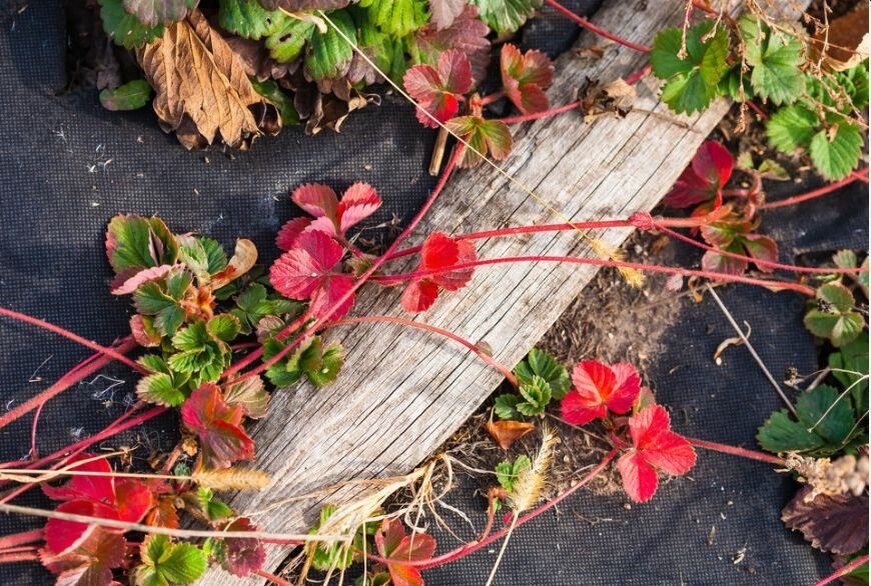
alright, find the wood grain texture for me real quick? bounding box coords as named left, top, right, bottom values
left=201, top=1, right=734, bottom=582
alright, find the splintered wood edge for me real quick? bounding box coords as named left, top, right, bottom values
left=198, top=0, right=778, bottom=583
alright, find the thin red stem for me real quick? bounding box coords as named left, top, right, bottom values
left=479, top=91, right=505, bottom=107
left=0, top=307, right=144, bottom=373
left=366, top=448, right=618, bottom=568
left=0, top=337, right=139, bottom=431
left=543, top=0, right=650, bottom=53
left=500, top=101, right=581, bottom=124
left=255, top=569, right=293, bottom=586
left=328, top=316, right=518, bottom=387
left=814, top=555, right=869, bottom=586
left=652, top=222, right=866, bottom=275
left=0, top=529, right=43, bottom=550
left=760, top=168, right=868, bottom=209
left=745, top=100, right=768, bottom=120
left=372, top=255, right=817, bottom=296
left=625, top=64, right=651, bottom=85
left=229, top=147, right=464, bottom=384
left=221, top=312, right=311, bottom=380
left=686, top=437, right=783, bottom=465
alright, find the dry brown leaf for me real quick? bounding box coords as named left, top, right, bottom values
left=485, top=419, right=535, bottom=450
left=810, top=3, right=870, bottom=71
left=782, top=486, right=868, bottom=555
left=211, top=239, right=258, bottom=289
left=136, top=10, right=280, bottom=149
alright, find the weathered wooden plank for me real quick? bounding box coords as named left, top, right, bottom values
left=201, top=1, right=734, bottom=582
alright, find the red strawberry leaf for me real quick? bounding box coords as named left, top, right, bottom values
left=180, top=384, right=254, bottom=469
left=291, top=183, right=340, bottom=223
left=44, top=500, right=120, bottom=555
left=276, top=217, right=313, bottom=251
left=270, top=229, right=346, bottom=298
left=401, top=233, right=477, bottom=313
left=617, top=405, right=696, bottom=502
left=43, top=456, right=115, bottom=504
left=113, top=479, right=154, bottom=523
left=701, top=244, right=749, bottom=276
left=404, top=50, right=472, bottom=128
left=560, top=360, right=641, bottom=425
left=337, top=182, right=382, bottom=233
left=500, top=44, right=554, bottom=115
left=742, top=234, right=778, bottom=273
left=220, top=518, right=266, bottom=577
left=664, top=141, right=733, bottom=208
left=445, top=116, right=513, bottom=167
left=41, top=527, right=127, bottom=586
left=374, top=519, right=436, bottom=586
left=413, top=6, right=491, bottom=84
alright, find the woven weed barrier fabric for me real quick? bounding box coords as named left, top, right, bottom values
left=0, top=1, right=866, bottom=585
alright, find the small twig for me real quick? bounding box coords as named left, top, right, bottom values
left=429, top=127, right=449, bottom=176
left=705, top=285, right=798, bottom=417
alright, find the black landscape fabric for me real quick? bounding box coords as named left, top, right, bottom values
left=0, top=1, right=866, bottom=584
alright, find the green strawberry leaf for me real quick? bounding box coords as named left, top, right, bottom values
left=307, top=506, right=357, bottom=571
left=757, top=410, right=826, bottom=453
left=106, top=215, right=178, bottom=277
left=208, top=314, right=242, bottom=342
left=766, top=105, right=820, bottom=152
left=136, top=372, right=187, bottom=407
left=495, top=455, right=530, bottom=491
left=307, top=341, right=345, bottom=388
left=514, top=348, right=570, bottom=399
left=445, top=116, right=513, bottom=168
left=305, top=10, right=355, bottom=80
left=516, top=375, right=552, bottom=416
left=494, top=393, right=523, bottom=420
left=197, top=488, right=235, bottom=522
left=829, top=336, right=869, bottom=414
left=100, top=80, right=153, bottom=111
left=739, top=15, right=805, bottom=105
left=265, top=18, right=315, bottom=63
left=133, top=269, right=193, bottom=336
left=218, top=0, right=287, bottom=39
left=808, top=123, right=864, bottom=181
left=804, top=283, right=866, bottom=347
left=136, top=534, right=207, bottom=586
left=224, top=375, right=270, bottom=419
left=169, top=321, right=231, bottom=384
left=650, top=22, right=730, bottom=114
left=359, top=0, right=428, bottom=37
left=795, top=385, right=856, bottom=446
left=470, top=0, right=542, bottom=34
left=99, top=0, right=164, bottom=48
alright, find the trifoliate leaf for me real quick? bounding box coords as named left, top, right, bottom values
left=99, top=0, right=164, bottom=48
left=265, top=18, right=315, bottom=63
left=495, top=455, right=530, bottom=491
left=514, top=348, right=570, bottom=399
left=106, top=215, right=178, bottom=277
left=133, top=270, right=193, bottom=336
left=136, top=372, right=187, bottom=407
left=412, top=5, right=491, bottom=84
left=232, top=283, right=302, bottom=335
left=739, top=15, right=805, bottom=105
left=251, top=79, right=300, bottom=125
left=122, top=0, right=197, bottom=26
left=218, top=0, right=287, bottom=39
left=359, top=0, right=429, bottom=37
left=181, top=386, right=254, bottom=469
left=305, top=10, right=355, bottom=80
left=169, top=321, right=231, bottom=384
left=808, top=123, right=864, bottom=181
left=650, top=22, right=730, bottom=114
left=223, top=375, right=270, bottom=419
left=804, top=283, right=865, bottom=347
left=766, top=105, right=819, bottom=152
left=445, top=115, right=512, bottom=168
left=795, top=384, right=856, bottom=446
left=494, top=393, right=523, bottom=420
left=470, top=0, right=541, bottom=33
left=136, top=534, right=207, bottom=586
left=516, top=375, right=552, bottom=416
left=829, top=336, right=869, bottom=414
left=100, top=80, right=153, bottom=111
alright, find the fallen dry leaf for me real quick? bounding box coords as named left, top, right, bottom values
left=782, top=486, right=868, bottom=555
left=211, top=239, right=258, bottom=289
left=485, top=419, right=535, bottom=450
left=136, top=10, right=280, bottom=149
left=810, top=3, right=870, bottom=71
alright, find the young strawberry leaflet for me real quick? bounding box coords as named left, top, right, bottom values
left=180, top=384, right=255, bottom=470
left=500, top=44, right=554, bottom=115
left=664, top=140, right=733, bottom=209
left=560, top=360, right=641, bottom=426
left=374, top=518, right=436, bottom=586
left=444, top=116, right=512, bottom=168
left=404, top=49, right=473, bottom=127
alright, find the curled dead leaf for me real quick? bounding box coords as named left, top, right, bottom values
left=809, top=3, right=870, bottom=71
left=485, top=419, right=535, bottom=450
left=713, top=321, right=750, bottom=365
left=136, top=10, right=280, bottom=149
left=211, top=239, right=258, bottom=289
left=577, top=77, right=635, bottom=124
left=782, top=486, right=868, bottom=555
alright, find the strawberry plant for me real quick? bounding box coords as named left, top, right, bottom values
left=650, top=8, right=868, bottom=180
